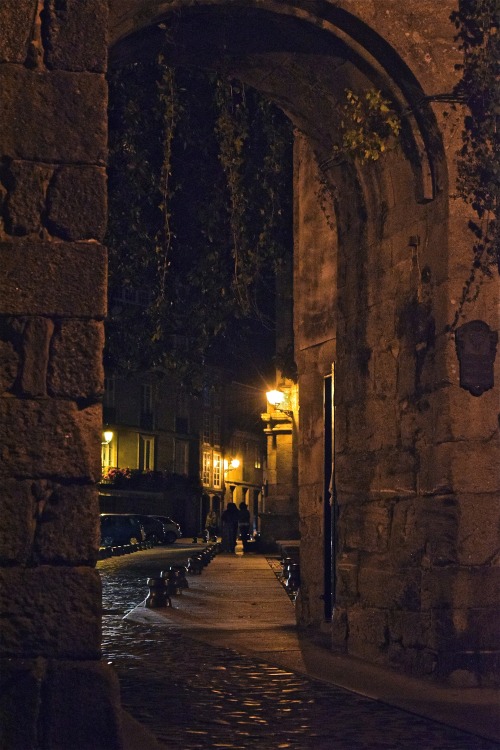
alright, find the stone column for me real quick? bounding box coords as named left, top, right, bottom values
left=260, top=396, right=299, bottom=544
left=0, top=2, right=124, bottom=747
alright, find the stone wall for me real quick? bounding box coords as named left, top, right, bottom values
left=0, top=1, right=125, bottom=747
left=291, top=20, right=499, bottom=685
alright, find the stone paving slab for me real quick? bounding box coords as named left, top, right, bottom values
left=100, top=546, right=500, bottom=748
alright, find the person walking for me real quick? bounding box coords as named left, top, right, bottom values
left=220, top=502, right=239, bottom=552
left=205, top=509, right=218, bottom=541
left=238, top=502, right=251, bottom=551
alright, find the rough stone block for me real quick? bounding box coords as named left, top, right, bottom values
left=362, top=501, right=393, bottom=552
left=0, top=240, right=107, bottom=317
left=373, top=349, right=398, bottom=398
left=0, top=337, right=19, bottom=394
left=451, top=608, right=500, bottom=651
left=4, top=160, right=52, bottom=235
left=374, top=449, right=417, bottom=496
left=0, top=567, right=101, bottom=658
left=335, top=451, right=377, bottom=496
left=430, top=386, right=499, bottom=443
left=419, top=441, right=500, bottom=496
left=388, top=610, right=431, bottom=649
left=43, top=0, right=108, bottom=72
left=0, top=479, right=37, bottom=564
left=46, top=166, right=107, bottom=241
left=0, top=66, right=107, bottom=164
left=331, top=607, right=348, bottom=650
left=41, top=660, right=123, bottom=750
left=19, top=317, right=54, bottom=397
left=390, top=495, right=459, bottom=568
left=0, top=399, right=102, bottom=482
left=422, top=567, right=500, bottom=610
left=358, top=566, right=421, bottom=611
left=456, top=493, right=500, bottom=565
left=0, top=658, right=44, bottom=749
left=348, top=606, right=389, bottom=660
left=386, top=641, right=437, bottom=677
left=48, top=320, right=104, bottom=400
left=0, top=0, right=37, bottom=63
left=335, top=557, right=358, bottom=606
left=34, top=484, right=100, bottom=565
left=347, top=399, right=398, bottom=452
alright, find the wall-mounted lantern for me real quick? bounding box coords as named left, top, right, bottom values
left=102, top=430, right=114, bottom=445
left=266, top=389, right=292, bottom=416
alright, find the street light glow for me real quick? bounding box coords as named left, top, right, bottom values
left=266, top=389, right=285, bottom=407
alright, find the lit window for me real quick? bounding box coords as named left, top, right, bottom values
left=202, top=451, right=211, bottom=486
left=213, top=452, right=222, bottom=489
left=101, top=441, right=113, bottom=472
left=139, top=435, right=155, bottom=471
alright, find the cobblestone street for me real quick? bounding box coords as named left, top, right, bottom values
left=99, top=550, right=500, bottom=750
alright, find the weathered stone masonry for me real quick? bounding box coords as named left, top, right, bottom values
left=0, top=1, right=123, bottom=747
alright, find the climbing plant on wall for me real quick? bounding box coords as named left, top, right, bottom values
left=450, top=0, right=500, bottom=320
left=106, top=60, right=293, bottom=386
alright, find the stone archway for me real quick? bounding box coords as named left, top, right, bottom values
left=1, top=2, right=498, bottom=746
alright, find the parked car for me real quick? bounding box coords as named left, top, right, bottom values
left=153, top=515, right=182, bottom=544
left=129, top=514, right=168, bottom=545
left=100, top=514, right=146, bottom=547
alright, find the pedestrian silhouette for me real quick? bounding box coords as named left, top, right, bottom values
left=238, top=502, right=251, bottom=550
left=221, top=502, right=239, bottom=552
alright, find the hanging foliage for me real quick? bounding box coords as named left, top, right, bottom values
left=449, top=0, right=500, bottom=322
left=336, top=89, right=401, bottom=163
left=105, top=60, right=293, bottom=386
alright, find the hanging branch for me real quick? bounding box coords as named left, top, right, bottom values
left=157, top=61, right=179, bottom=300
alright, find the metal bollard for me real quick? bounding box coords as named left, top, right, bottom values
left=286, top=563, right=300, bottom=595
left=187, top=555, right=204, bottom=574
left=145, top=577, right=169, bottom=608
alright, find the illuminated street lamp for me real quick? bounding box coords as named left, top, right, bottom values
left=102, top=430, right=113, bottom=445
left=266, top=389, right=285, bottom=408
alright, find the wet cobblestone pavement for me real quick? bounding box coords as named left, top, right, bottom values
left=99, top=550, right=500, bottom=750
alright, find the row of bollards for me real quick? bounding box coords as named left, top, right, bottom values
left=98, top=540, right=156, bottom=560
left=280, top=554, right=300, bottom=600
left=146, top=542, right=220, bottom=609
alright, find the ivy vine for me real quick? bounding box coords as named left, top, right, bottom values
left=105, top=60, right=293, bottom=387
left=448, top=0, right=500, bottom=328
left=336, top=89, right=401, bottom=164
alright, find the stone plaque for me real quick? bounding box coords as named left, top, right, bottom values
left=455, top=320, right=498, bottom=396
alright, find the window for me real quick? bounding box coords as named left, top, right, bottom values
left=139, top=435, right=155, bottom=471
left=202, top=412, right=211, bottom=444
left=177, top=389, right=189, bottom=415
left=101, top=441, right=114, bottom=473
left=142, top=383, right=153, bottom=415
left=254, top=444, right=262, bottom=469
left=213, top=452, right=222, bottom=489
left=175, top=440, right=189, bottom=475
left=175, top=416, right=189, bottom=434
left=202, top=451, right=211, bottom=486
